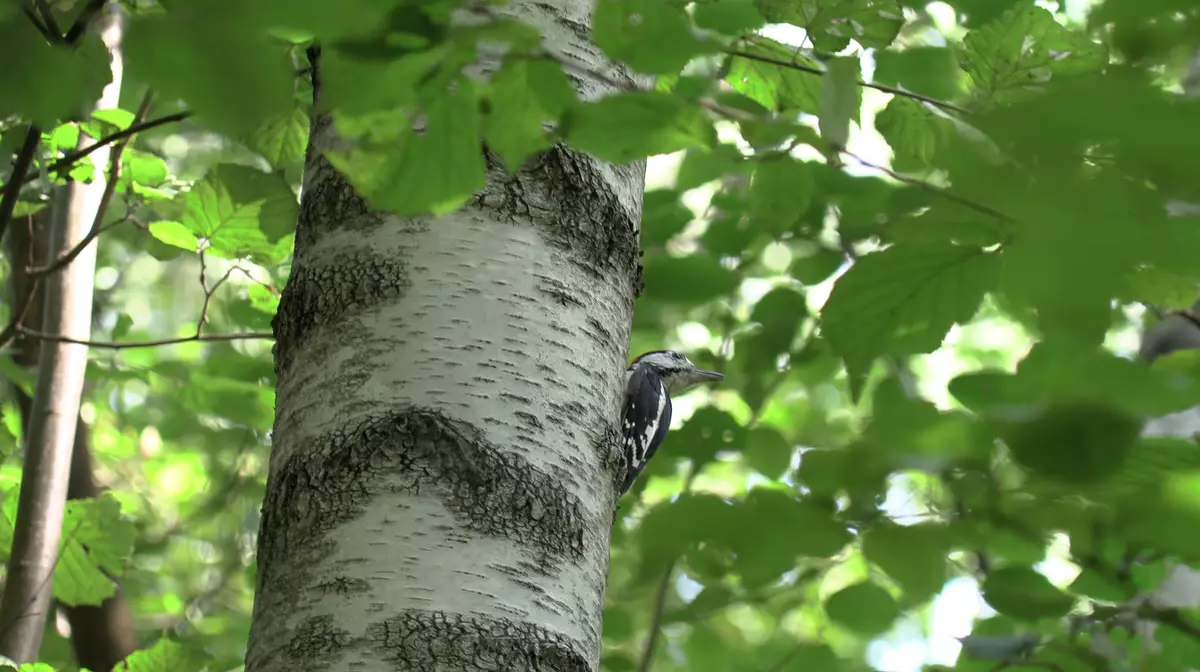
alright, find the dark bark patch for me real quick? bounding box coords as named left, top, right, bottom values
left=257, top=408, right=588, bottom=580
left=479, top=144, right=642, bottom=300
left=369, top=609, right=589, bottom=672
left=287, top=615, right=353, bottom=667
left=272, top=253, right=411, bottom=374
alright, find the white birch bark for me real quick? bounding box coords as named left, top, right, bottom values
left=244, top=1, right=646, bottom=670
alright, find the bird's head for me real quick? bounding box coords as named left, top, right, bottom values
left=629, top=350, right=724, bottom=395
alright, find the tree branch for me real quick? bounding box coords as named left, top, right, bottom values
left=62, top=0, right=107, bottom=45
left=28, top=92, right=154, bottom=278
left=725, top=48, right=970, bottom=114
left=0, top=127, right=43, bottom=245
left=839, top=149, right=1012, bottom=221
left=16, top=327, right=275, bottom=349
left=28, top=111, right=193, bottom=187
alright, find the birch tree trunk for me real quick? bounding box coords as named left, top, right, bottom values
left=244, top=2, right=645, bottom=670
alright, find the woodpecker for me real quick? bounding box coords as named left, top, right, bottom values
left=620, top=350, right=723, bottom=495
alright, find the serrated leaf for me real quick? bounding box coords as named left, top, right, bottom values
left=120, top=150, right=170, bottom=188
left=824, top=581, right=900, bottom=634
left=593, top=0, right=715, bottom=74
left=818, top=57, right=861, bottom=148
left=182, top=164, right=299, bottom=260
left=55, top=496, right=137, bottom=606
left=485, top=57, right=577, bottom=170
left=756, top=0, right=904, bottom=52
left=862, top=523, right=950, bottom=600
left=726, top=38, right=822, bottom=114
left=790, top=246, right=844, bottom=284
left=564, top=91, right=716, bottom=163
left=148, top=220, right=200, bottom=253
left=91, top=108, right=136, bottom=129
left=676, top=146, right=746, bottom=191
left=821, top=243, right=998, bottom=400
left=251, top=106, right=310, bottom=168
left=957, top=4, right=1107, bottom=105
left=326, top=80, right=485, bottom=217
left=875, top=97, right=954, bottom=173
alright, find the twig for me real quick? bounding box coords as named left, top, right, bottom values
left=0, top=126, right=43, bottom=245
left=16, top=327, right=274, bottom=350
left=28, top=92, right=155, bottom=278
left=62, top=0, right=107, bottom=45
left=20, top=3, right=57, bottom=42
left=725, top=49, right=970, bottom=115
left=840, top=149, right=1012, bottom=221
left=635, top=466, right=702, bottom=672
left=195, top=253, right=240, bottom=336
left=0, top=280, right=44, bottom=352
left=27, top=111, right=192, bottom=187
left=32, top=0, right=63, bottom=40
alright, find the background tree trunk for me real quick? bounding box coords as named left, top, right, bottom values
left=244, top=2, right=645, bottom=670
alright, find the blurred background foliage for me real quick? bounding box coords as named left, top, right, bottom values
left=2, top=0, right=1200, bottom=670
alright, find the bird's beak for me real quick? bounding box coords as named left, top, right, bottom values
left=695, top=369, right=724, bottom=383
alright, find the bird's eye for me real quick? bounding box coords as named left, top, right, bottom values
left=673, top=352, right=685, bottom=360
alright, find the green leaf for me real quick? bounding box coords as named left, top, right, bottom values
left=641, top=253, right=740, bottom=304
left=0, top=20, right=111, bottom=126
left=117, top=638, right=214, bottom=672
left=120, top=151, right=170, bottom=189
left=326, top=79, right=486, bottom=217
left=824, top=581, right=901, bottom=635
left=1068, top=568, right=1134, bottom=603
left=693, top=0, right=765, bottom=35
left=564, top=91, right=716, bottom=163
left=957, top=4, right=1107, bottom=105
left=725, top=38, right=822, bottom=114
left=999, top=401, right=1143, bottom=484
left=112, top=314, right=134, bottom=340
left=875, top=97, right=954, bottom=173
left=92, top=108, right=136, bottom=129
left=981, top=566, right=1075, bottom=621
left=593, top=0, right=714, bottom=74
left=676, top=146, right=746, bottom=191
left=873, top=46, right=960, bottom=101
left=55, top=496, right=137, bottom=606
left=640, top=190, right=693, bottom=247
left=862, top=523, right=950, bottom=601
left=818, top=57, right=861, bottom=148
left=125, top=15, right=294, bottom=136
left=742, top=427, right=792, bottom=479
left=250, top=106, right=310, bottom=168
left=149, top=220, right=201, bottom=253
left=821, top=243, right=999, bottom=400
left=485, top=58, right=577, bottom=170
left=740, top=286, right=808, bottom=373
left=749, top=158, right=814, bottom=232
left=790, top=246, right=844, bottom=284
left=797, top=449, right=847, bottom=496
left=755, top=0, right=904, bottom=51
left=182, top=164, right=299, bottom=260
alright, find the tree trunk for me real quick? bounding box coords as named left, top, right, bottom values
left=244, top=4, right=644, bottom=671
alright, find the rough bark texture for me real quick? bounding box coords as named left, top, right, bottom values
left=245, top=2, right=645, bottom=670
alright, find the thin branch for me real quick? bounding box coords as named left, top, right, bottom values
left=28, top=91, right=155, bottom=278
left=62, top=0, right=107, bottom=45
left=20, top=3, right=57, bottom=42
left=840, top=149, right=1012, bottom=221
left=635, top=467, right=702, bottom=672
left=32, top=0, right=63, bottom=41
left=195, top=252, right=240, bottom=336
left=725, top=48, right=970, bottom=115
left=16, top=327, right=274, bottom=350
left=0, top=279, right=44, bottom=352
left=0, top=126, right=43, bottom=245
left=27, top=111, right=192, bottom=187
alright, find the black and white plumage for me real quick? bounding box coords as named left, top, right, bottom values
left=619, top=350, right=723, bottom=495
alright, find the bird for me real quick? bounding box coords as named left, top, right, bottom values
left=620, top=350, right=723, bottom=495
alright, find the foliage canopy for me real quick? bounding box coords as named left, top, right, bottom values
left=2, top=0, right=1200, bottom=670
